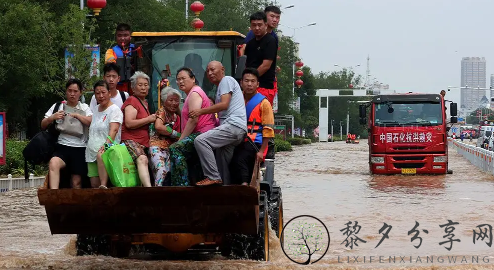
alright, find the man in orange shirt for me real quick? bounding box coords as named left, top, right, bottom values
left=105, top=23, right=135, bottom=94
left=230, top=67, right=274, bottom=185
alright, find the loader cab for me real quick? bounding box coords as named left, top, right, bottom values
left=132, top=31, right=246, bottom=113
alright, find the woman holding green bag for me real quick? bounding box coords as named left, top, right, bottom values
left=85, top=80, right=123, bottom=188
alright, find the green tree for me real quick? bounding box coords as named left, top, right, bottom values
left=312, top=67, right=370, bottom=138
left=275, top=34, right=297, bottom=115
left=295, top=66, right=318, bottom=133
left=467, top=107, right=494, bottom=125
left=314, top=68, right=362, bottom=90
left=0, top=2, right=98, bottom=135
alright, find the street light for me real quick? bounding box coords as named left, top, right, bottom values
left=334, top=64, right=361, bottom=68
left=339, top=121, right=343, bottom=140
left=280, top=22, right=317, bottom=38
left=284, top=5, right=295, bottom=9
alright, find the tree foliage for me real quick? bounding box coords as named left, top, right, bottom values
left=1, top=0, right=371, bottom=138
left=0, top=1, right=97, bottom=133
left=467, top=107, right=494, bottom=125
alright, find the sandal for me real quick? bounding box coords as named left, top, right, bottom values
left=195, top=178, right=223, bottom=186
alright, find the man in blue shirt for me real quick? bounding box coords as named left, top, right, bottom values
left=239, top=6, right=281, bottom=56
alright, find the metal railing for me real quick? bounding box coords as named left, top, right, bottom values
left=0, top=174, right=45, bottom=193
left=450, top=139, right=494, bottom=173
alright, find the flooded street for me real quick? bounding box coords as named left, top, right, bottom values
left=2, top=141, right=494, bottom=269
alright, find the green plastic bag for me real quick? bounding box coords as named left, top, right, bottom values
left=101, top=136, right=140, bottom=187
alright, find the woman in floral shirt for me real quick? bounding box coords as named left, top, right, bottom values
left=148, top=87, right=182, bottom=186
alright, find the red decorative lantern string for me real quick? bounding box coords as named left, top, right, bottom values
left=87, top=0, right=106, bottom=16
left=190, top=1, right=205, bottom=31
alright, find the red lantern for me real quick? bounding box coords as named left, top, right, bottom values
left=87, top=0, right=106, bottom=16
left=295, top=79, right=304, bottom=88
left=278, top=46, right=281, bottom=51
left=349, top=84, right=353, bottom=89
left=295, top=61, right=304, bottom=68
left=191, top=18, right=204, bottom=31
left=190, top=1, right=205, bottom=16
left=296, top=70, right=304, bottom=77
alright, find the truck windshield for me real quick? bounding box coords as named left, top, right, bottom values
left=374, top=102, right=443, bottom=126
left=145, top=39, right=232, bottom=110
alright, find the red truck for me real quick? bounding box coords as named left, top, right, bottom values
left=359, top=93, right=458, bottom=175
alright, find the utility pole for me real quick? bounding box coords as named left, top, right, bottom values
left=185, top=0, right=189, bottom=20
left=340, top=121, right=343, bottom=140
left=331, top=120, right=334, bottom=142
left=346, top=101, right=350, bottom=135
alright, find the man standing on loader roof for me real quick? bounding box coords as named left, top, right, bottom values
left=189, top=61, right=247, bottom=186
left=239, top=6, right=281, bottom=55
left=105, top=23, right=136, bottom=94
left=243, top=11, right=278, bottom=105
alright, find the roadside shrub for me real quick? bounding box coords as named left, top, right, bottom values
left=286, top=137, right=312, bottom=145
left=287, top=137, right=304, bottom=145
left=0, top=140, right=48, bottom=176
left=275, top=138, right=292, bottom=152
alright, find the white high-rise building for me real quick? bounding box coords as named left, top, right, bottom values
left=460, top=57, right=486, bottom=112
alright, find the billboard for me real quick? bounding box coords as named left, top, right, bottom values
left=65, top=45, right=100, bottom=79
left=0, top=113, right=5, bottom=166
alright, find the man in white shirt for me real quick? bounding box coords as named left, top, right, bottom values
left=90, top=63, right=129, bottom=111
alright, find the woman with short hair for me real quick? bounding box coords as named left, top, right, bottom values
left=41, top=78, right=93, bottom=189
left=148, top=87, right=182, bottom=186
left=120, top=71, right=156, bottom=187
left=85, top=80, right=123, bottom=188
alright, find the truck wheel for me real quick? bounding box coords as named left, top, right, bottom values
left=76, top=234, right=111, bottom=256
left=221, top=191, right=269, bottom=261
left=268, top=186, right=283, bottom=240
left=110, top=237, right=132, bottom=258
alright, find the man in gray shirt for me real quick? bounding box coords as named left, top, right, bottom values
left=189, top=61, right=247, bottom=185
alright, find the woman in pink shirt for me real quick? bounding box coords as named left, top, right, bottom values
left=169, top=67, right=216, bottom=186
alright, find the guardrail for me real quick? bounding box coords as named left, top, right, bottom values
left=0, top=174, right=45, bottom=193
left=450, top=139, right=494, bottom=173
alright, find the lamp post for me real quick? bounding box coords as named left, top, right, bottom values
left=331, top=119, right=334, bottom=142
left=340, top=121, right=343, bottom=140
left=280, top=22, right=317, bottom=40
left=447, top=85, right=492, bottom=119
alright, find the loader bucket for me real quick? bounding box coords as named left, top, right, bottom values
left=38, top=186, right=259, bottom=235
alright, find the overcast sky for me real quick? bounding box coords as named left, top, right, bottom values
left=275, top=0, right=494, bottom=106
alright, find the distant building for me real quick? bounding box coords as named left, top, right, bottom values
left=461, top=57, right=486, bottom=112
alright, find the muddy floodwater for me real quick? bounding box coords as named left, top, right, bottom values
left=2, top=140, right=494, bottom=269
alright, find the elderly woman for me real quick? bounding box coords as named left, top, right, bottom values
left=169, top=67, right=216, bottom=186
left=121, top=71, right=156, bottom=187
left=85, top=80, right=123, bottom=189
left=41, top=78, right=93, bottom=189
left=148, top=87, right=182, bottom=186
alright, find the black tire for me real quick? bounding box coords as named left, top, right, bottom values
left=268, top=186, right=283, bottom=239
left=221, top=191, right=269, bottom=261
left=76, top=234, right=111, bottom=256
left=110, top=237, right=132, bottom=258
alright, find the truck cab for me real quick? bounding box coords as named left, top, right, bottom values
left=359, top=93, right=457, bottom=175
